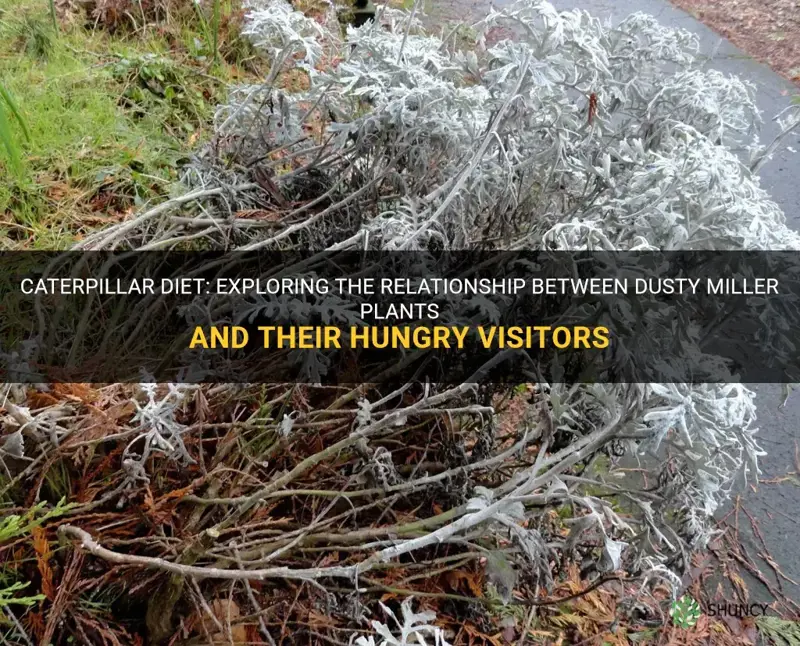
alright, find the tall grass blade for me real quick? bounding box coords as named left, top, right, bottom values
left=0, top=85, right=31, bottom=142
left=0, top=85, right=29, bottom=173
left=48, top=0, right=59, bottom=32
left=212, top=0, right=220, bottom=64
left=192, top=0, right=212, bottom=53
left=0, top=102, right=21, bottom=172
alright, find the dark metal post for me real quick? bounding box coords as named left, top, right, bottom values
left=351, top=0, right=376, bottom=27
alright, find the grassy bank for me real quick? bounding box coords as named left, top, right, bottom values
left=0, top=0, right=252, bottom=248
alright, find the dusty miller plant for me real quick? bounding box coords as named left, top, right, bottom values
left=119, top=380, right=196, bottom=499
left=207, top=0, right=796, bottom=556
left=61, top=0, right=800, bottom=640
left=353, top=598, right=452, bottom=646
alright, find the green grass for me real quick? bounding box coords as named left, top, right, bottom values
left=0, top=0, right=250, bottom=248
left=0, top=82, right=30, bottom=173
left=192, top=0, right=224, bottom=63
left=47, top=0, right=57, bottom=32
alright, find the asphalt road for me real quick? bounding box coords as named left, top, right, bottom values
left=433, top=0, right=800, bottom=608
left=542, top=0, right=800, bottom=608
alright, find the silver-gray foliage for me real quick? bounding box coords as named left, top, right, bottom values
left=63, top=0, right=800, bottom=639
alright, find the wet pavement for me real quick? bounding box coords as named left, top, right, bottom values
left=430, top=0, right=800, bottom=608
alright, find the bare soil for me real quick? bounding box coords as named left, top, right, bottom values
left=670, top=0, right=800, bottom=84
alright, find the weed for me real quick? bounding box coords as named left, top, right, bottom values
left=0, top=0, right=251, bottom=246
left=48, top=0, right=58, bottom=31
left=43, top=460, right=72, bottom=502
left=0, top=44, right=180, bottom=239
left=0, top=84, right=31, bottom=174
left=110, top=53, right=214, bottom=133
left=0, top=580, right=44, bottom=608
left=17, top=15, right=56, bottom=59
left=0, top=497, right=73, bottom=639
left=192, top=0, right=223, bottom=63
left=211, top=0, right=220, bottom=62
left=0, top=499, right=74, bottom=541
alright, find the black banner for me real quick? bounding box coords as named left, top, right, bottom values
left=1, top=251, right=798, bottom=384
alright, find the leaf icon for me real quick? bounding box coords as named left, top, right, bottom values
left=670, top=595, right=702, bottom=628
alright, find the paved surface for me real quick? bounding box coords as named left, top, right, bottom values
left=544, top=0, right=800, bottom=609
left=439, top=0, right=800, bottom=608
left=546, top=0, right=799, bottom=217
